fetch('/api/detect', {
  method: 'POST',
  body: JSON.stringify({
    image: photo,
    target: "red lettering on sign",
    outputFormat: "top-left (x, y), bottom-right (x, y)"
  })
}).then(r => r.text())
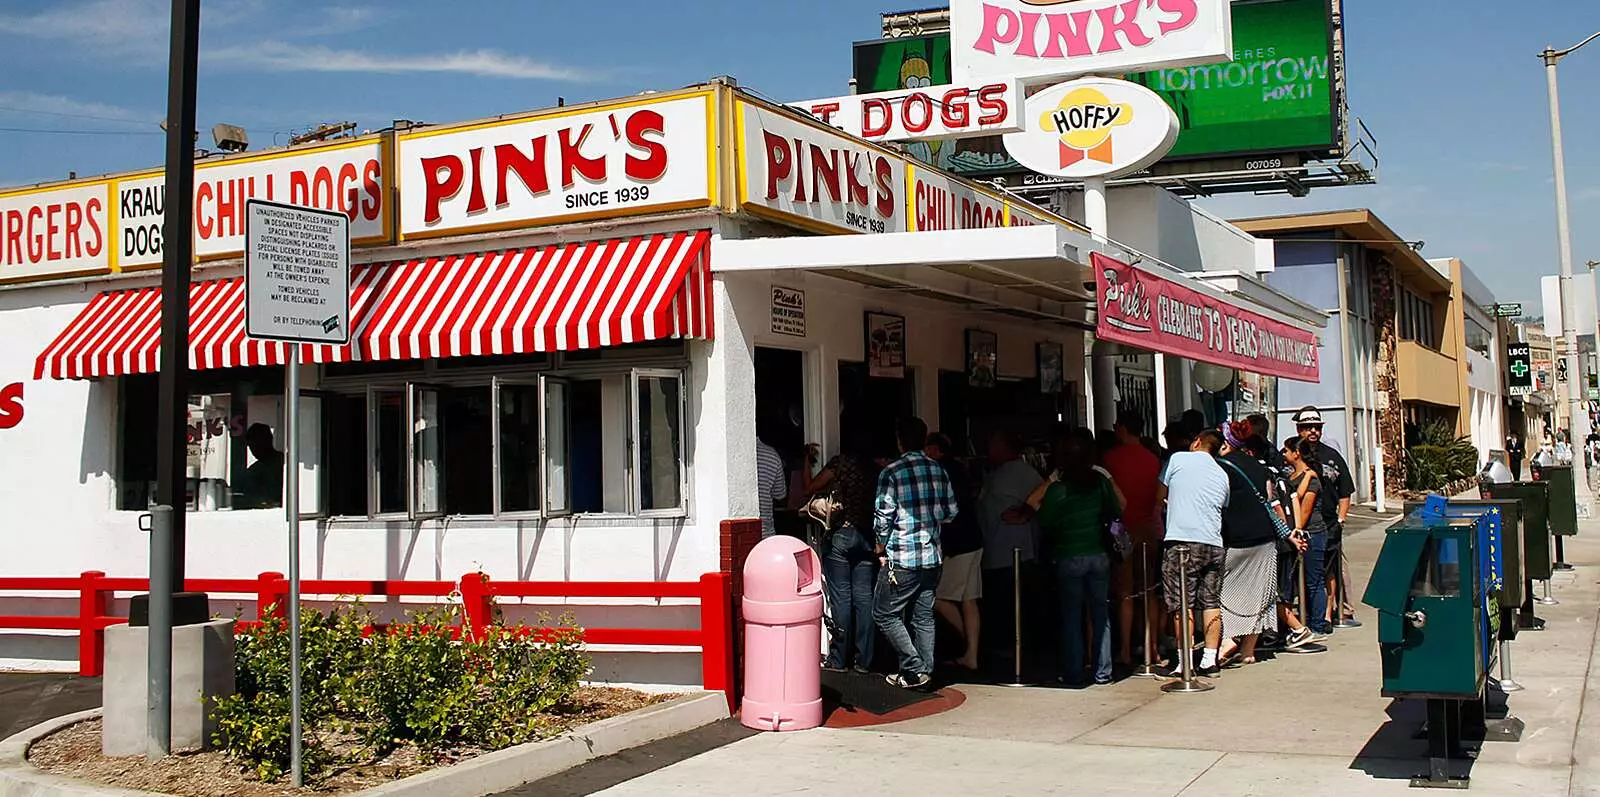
top-left (495, 139), bottom-right (550, 207)
top-left (874, 157), bottom-right (895, 220)
top-left (361, 159), bottom-right (382, 221)
top-left (559, 125), bottom-right (606, 189)
top-left (623, 109), bottom-right (669, 182)
top-left (465, 147), bottom-right (488, 215)
top-left (810, 145), bottom-right (841, 204)
top-left (421, 155), bottom-right (465, 225)
top-left (762, 132), bottom-right (793, 202)
top-left (1158, 0), bottom-right (1199, 34)
top-left (0, 383), bottom-right (22, 430)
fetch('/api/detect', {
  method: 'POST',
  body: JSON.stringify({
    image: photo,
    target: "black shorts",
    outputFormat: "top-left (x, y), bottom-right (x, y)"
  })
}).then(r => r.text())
top-left (1162, 542), bottom-right (1225, 613)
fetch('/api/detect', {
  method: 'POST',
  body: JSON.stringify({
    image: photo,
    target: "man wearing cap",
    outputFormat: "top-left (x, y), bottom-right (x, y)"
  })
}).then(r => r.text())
top-left (1292, 406), bottom-right (1356, 632)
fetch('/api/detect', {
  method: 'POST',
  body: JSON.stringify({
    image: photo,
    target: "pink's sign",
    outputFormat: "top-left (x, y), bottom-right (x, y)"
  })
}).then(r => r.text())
top-left (951, 0), bottom-right (1233, 85)
top-left (1094, 252), bottom-right (1319, 382)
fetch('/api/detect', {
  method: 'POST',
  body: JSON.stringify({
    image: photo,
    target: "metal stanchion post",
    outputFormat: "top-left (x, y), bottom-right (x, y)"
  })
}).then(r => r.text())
top-left (1297, 550), bottom-right (1310, 629)
top-left (1334, 548), bottom-right (1362, 629)
top-left (998, 547), bottom-right (1034, 688)
top-left (1162, 547), bottom-right (1213, 694)
top-left (1499, 640), bottom-right (1523, 692)
top-left (1132, 542), bottom-right (1160, 678)
top-left (1536, 579), bottom-right (1559, 606)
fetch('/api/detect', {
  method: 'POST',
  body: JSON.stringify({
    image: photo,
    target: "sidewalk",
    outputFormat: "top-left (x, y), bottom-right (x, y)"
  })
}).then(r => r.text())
top-left (571, 512), bottom-right (1600, 796)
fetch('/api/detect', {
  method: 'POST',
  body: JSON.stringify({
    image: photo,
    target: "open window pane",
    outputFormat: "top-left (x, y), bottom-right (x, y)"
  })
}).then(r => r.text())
top-left (441, 386), bottom-right (492, 516)
top-left (498, 381), bottom-right (542, 515)
top-left (567, 376), bottom-right (630, 514)
top-left (296, 394), bottom-right (324, 518)
top-left (635, 372), bottom-right (684, 512)
top-left (411, 385), bottom-right (443, 518)
top-left (543, 377), bottom-right (571, 516)
top-left (327, 393), bottom-right (368, 516)
top-left (371, 387), bottom-right (406, 515)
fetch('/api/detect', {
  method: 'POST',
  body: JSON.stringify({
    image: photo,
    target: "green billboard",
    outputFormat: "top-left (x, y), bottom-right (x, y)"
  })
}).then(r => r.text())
top-left (851, 0), bottom-right (1338, 174)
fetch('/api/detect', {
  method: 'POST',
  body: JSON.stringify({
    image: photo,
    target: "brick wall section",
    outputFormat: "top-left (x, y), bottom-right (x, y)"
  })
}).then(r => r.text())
top-left (719, 518), bottom-right (763, 702)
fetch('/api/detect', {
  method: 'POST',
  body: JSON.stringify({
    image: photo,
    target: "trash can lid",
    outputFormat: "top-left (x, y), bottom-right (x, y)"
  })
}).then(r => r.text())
top-left (742, 535), bottom-right (823, 601)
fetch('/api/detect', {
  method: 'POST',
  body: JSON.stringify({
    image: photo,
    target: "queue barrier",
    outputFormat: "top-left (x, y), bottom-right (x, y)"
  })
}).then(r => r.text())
top-left (0, 571), bottom-right (737, 709)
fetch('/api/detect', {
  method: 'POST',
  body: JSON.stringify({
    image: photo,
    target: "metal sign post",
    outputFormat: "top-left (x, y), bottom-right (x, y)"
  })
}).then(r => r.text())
top-left (245, 199), bottom-right (350, 788)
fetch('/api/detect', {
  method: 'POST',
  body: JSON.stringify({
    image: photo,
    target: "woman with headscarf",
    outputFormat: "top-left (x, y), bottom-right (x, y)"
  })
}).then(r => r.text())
top-left (1215, 421), bottom-right (1304, 666)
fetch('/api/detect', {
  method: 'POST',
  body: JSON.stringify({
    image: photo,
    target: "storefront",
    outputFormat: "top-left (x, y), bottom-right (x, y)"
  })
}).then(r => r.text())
top-left (0, 81), bottom-right (1320, 681)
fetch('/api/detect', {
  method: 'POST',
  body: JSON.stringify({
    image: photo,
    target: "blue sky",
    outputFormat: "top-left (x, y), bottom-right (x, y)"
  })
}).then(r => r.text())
top-left (0, 0), bottom-right (1597, 306)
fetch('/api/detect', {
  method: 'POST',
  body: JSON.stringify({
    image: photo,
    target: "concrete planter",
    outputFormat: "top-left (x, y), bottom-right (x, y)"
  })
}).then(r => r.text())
top-left (0, 693), bottom-right (730, 797)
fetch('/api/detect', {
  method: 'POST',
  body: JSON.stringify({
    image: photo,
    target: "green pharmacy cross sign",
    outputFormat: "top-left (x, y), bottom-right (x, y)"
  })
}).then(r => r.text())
top-left (1510, 361), bottom-right (1530, 379)
top-left (1507, 342), bottom-right (1534, 396)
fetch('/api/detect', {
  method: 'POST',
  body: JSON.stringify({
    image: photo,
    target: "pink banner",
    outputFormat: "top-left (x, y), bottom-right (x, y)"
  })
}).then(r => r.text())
top-left (1093, 252), bottom-right (1320, 383)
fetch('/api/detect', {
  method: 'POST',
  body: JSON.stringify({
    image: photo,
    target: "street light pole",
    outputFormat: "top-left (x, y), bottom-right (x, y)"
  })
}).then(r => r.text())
top-left (1542, 32), bottom-right (1600, 495)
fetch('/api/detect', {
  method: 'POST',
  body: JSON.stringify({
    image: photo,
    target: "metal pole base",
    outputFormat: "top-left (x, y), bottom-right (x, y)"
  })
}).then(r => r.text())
top-left (1554, 563), bottom-right (1575, 572)
top-left (1334, 617), bottom-right (1363, 629)
top-left (1483, 716), bottom-right (1526, 743)
top-left (1498, 678), bottom-right (1524, 693)
top-left (1129, 664), bottom-right (1163, 679)
top-left (1409, 773), bottom-right (1470, 790)
top-left (995, 682), bottom-right (1037, 689)
top-left (1161, 678), bottom-right (1215, 694)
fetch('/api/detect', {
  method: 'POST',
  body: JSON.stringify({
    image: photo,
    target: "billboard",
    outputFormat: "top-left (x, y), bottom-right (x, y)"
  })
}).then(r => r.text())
top-left (853, 0), bottom-right (1338, 174)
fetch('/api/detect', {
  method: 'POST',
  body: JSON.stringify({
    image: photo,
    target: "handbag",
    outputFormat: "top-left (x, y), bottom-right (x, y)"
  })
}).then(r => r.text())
top-left (1097, 474), bottom-right (1133, 557)
top-left (1218, 457), bottom-right (1293, 541)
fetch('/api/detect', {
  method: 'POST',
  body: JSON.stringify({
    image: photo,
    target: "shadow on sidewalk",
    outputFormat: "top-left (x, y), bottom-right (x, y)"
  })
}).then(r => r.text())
top-left (1348, 696), bottom-right (1487, 786)
top-left (0, 674), bottom-right (101, 738)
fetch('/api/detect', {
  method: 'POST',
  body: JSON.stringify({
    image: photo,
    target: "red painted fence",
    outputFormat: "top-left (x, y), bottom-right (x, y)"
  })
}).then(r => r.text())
top-left (0, 571), bottom-right (737, 708)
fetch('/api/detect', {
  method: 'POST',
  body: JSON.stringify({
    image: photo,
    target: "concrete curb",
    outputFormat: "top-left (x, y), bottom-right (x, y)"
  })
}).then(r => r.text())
top-left (0, 693), bottom-right (731, 797)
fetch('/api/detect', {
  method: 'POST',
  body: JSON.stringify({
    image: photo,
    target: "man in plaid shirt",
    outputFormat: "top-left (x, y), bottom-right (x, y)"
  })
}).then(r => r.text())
top-left (873, 417), bottom-right (958, 689)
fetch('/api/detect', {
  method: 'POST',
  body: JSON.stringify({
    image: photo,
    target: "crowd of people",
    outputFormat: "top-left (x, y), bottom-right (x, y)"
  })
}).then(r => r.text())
top-left (776, 404), bottom-right (1361, 691)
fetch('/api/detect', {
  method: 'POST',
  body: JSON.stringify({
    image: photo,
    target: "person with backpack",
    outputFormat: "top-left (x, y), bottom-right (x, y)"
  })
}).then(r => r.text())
top-left (1216, 422), bottom-right (1305, 667)
top-left (1283, 436), bottom-right (1334, 645)
top-left (1025, 433), bottom-right (1123, 686)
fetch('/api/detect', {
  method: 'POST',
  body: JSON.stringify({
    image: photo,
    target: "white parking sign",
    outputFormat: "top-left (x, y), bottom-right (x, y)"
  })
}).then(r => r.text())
top-left (246, 200), bottom-right (350, 344)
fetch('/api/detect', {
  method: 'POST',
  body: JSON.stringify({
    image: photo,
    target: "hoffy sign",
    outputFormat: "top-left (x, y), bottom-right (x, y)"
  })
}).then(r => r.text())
top-left (798, 81), bottom-right (1024, 143)
top-left (399, 93), bottom-right (715, 239)
top-left (951, 0), bottom-right (1233, 84)
top-left (1003, 77), bottom-right (1179, 179)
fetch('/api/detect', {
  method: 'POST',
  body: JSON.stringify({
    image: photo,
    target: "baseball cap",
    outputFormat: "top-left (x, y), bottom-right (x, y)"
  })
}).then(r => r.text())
top-left (1292, 406), bottom-right (1325, 426)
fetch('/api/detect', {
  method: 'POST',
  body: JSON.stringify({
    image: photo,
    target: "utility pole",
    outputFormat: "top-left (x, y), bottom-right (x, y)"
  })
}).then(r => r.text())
top-left (148, 0), bottom-right (201, 759)
top-left (1541, 32), bottom-right (1600, 496)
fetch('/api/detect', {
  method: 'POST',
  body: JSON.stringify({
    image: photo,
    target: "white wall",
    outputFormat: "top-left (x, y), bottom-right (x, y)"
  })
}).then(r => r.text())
top-left (1060, 185), bottom-right (1270, 274)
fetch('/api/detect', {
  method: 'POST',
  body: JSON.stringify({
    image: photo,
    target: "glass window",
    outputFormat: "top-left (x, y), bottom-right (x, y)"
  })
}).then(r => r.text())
top-left (1411, 537), bottom-right (1463, 598)
top-left (371, 387), bottom-right (407, 516)
top-left (543, 377), bottom-right (571, 516)
top-left (635, 371), bottom-right (685, 512)
top-left (116, 368), bottom-right (291, 513)
top-left (495, 381), bottom-right (542, 516)
top-left (411, 385), bottom-right (443, 519)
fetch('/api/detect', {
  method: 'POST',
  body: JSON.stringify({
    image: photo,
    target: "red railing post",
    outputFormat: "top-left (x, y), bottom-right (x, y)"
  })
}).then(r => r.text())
top-left (699, 571), bottom-right (736, 712)
top-left (460, 572), bottom-right (492, 640)
top-left (256, 571), bottom-right (287, 620)
top-left (78, 571), bottom-right (109, 677)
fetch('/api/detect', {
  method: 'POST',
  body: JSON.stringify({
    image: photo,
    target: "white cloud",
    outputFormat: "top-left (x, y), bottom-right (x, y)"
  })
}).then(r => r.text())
top-left (0, 91), bottom-right (150, 123)
top-left (292, 6), bottom-right (385, 37)
top-left (208, 41), bottom-right (588, 81)
top-left (0, 0), bottom-right (167, 56)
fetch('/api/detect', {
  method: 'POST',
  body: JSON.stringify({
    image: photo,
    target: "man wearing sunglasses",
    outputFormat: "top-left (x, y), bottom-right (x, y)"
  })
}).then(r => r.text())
top-left (1290, 407), bottom-right (1356, 632)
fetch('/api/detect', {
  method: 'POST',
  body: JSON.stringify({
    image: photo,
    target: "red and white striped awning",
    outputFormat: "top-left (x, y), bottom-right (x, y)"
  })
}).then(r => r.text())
top-left (35, 231), bottom-right (712, 380)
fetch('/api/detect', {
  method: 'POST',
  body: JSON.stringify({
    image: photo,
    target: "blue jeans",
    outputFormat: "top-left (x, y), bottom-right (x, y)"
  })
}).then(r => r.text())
top-left (1306, 531), bottom-right (1331, 634)
top-left (1056, 554), bottom-right (1113, 684)
top-left (874, 561), bottom-right (941, 677)
top-left (822, 525), bottom-right (877, 670)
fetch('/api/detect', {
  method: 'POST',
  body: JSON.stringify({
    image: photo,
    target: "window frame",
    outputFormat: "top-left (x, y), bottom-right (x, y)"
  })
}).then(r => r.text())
top-left (491, 376), bottom-right (545, 520)
top-left (630, 367), bottom-right (690, 518)
top-left (366, 384), bottom-right (409, 520)
top-left (541, 374), bottom-right (574, 519)
top-left (408, 383), bottom-right (446, 522)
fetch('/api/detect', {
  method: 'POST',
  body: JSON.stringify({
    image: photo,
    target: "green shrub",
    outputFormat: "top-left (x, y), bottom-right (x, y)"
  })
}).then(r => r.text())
top-left (1405, 420), bottom-right (1479, 492)
top-left (211, 593), bottom-right (589, 783)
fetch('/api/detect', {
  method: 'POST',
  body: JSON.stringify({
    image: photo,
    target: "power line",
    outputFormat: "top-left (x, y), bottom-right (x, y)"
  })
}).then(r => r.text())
top-left (0, 104), bottom-right (151, 124)
top-left (0, 126), bottom-right (163, 136)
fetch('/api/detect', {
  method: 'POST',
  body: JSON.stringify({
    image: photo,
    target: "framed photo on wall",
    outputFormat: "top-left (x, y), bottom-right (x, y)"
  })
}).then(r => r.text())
top-left (1038, 342), bottom-right (1064, 394)
top-left (967, 329), bottom-right (998, 388)
top-left (865, 311), bottom-right (906, 379)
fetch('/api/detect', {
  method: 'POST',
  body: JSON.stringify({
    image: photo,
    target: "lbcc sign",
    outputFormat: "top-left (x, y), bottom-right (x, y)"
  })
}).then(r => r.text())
top-left (952, 0), bottom-right (1233, 85)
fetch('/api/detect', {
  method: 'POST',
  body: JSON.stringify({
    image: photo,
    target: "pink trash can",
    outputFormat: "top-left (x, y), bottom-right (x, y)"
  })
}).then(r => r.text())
top-left (739, 535), bottom-right (825, 731)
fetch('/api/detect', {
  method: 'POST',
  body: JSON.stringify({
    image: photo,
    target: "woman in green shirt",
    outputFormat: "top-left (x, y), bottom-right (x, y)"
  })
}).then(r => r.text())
top-left (1027, 434), bottom-right (1123, 686)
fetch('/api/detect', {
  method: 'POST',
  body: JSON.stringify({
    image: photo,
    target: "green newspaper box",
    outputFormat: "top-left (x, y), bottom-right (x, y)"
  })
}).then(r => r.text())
top-left (1538, 465), bottom-right (1578, 537)
top-left (1364, 509), bottom-right (1496, 699)
top-left (1485, 481), bottom-right (1553, 581)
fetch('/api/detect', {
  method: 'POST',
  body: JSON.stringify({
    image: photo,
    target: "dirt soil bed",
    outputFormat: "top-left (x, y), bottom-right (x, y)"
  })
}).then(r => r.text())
top-left (27, 688), bottom-right (673, 797)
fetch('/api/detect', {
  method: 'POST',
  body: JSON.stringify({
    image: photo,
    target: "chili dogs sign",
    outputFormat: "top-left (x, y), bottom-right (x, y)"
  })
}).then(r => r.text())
top-left (1004, 77), bottom-right (1179, 179)
top-left (399, 93), bottom-right (715, 239)
top-left (798, 81), bottom-right (1024, 143)
top-left (952, 0), bottom-right (1233, 84)
top-left (1094, 251), bottom-right (1319, 382)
